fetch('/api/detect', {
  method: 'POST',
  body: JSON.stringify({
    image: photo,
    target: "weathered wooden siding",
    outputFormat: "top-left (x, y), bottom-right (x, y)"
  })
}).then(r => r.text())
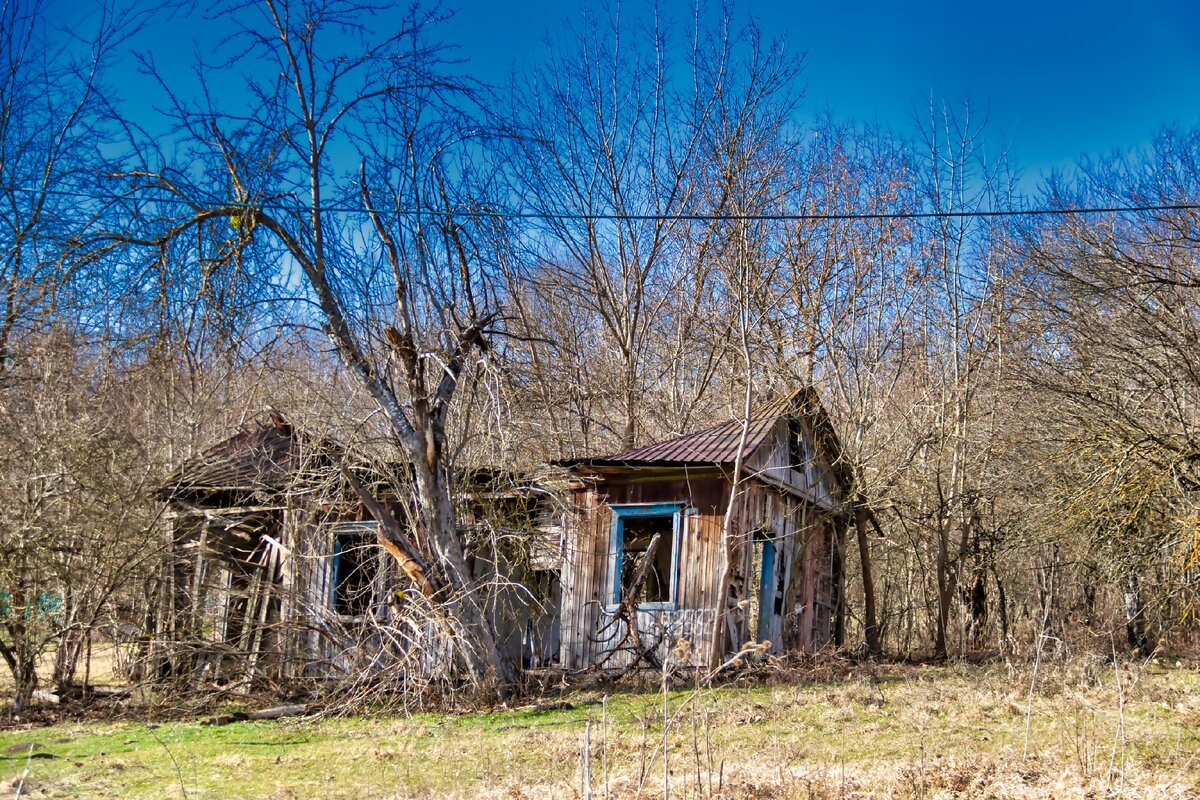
top-left (559, 474), bottom-right (729, 669)
top-left (742, 481), bottom-right (837, 652)
top-left (748, 419), bottom-right (840, 510)
top-left (590, 608), bottom-right (717, 668)
top-left (156, 509), bottom-right (289, 683)
top-left (808, 514), bottom-right (835, 646)
top-left (561, 469), bottom-right (841, 670)
top-left (732, 482), bottom-right (796, 652)
top-left (729, 482), bottom-right (832, 652)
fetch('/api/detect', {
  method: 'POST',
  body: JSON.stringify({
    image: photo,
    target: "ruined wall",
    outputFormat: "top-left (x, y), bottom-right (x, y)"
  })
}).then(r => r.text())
top-left (559, 473), bottom-right (728, 669)
top-left (560, 471), bottom-right (841, 671)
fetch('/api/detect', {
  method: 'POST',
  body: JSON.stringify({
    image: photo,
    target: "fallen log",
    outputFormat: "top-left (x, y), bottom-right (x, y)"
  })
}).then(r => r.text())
top-left (201, 703), bottom-right (309, 726)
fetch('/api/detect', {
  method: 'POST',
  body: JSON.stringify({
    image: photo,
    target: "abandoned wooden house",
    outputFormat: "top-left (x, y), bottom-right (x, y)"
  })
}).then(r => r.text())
top-left (555, 388), bottom-right (847, 671)
top-left (156, 412), bottom-right (561, 687)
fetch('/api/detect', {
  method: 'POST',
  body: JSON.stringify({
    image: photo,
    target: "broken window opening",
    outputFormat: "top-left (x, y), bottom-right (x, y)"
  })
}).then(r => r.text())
top-left (331, 523), bottom-right (379, 617)
top-left (609, 504), bottom-right (684, 609)
top-left (788, 417), bottom-right (809, 475)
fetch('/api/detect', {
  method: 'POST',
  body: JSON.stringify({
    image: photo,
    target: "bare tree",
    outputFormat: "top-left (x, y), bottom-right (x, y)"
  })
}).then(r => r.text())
top-left (771, 118), bottom-right (923, 656)
top-left (0, 0), bottom-right (137, 371)
top-left (0, 332), bottom-right (159, 712)
top-left (889, 100), bottom-right (1017, 659)
top-left (686, 21), bottom-right (802, 669)
top-left (0, 0), bottom-right (162, 712)
top-left (1015, 127), bottom-right (1200, 652)
top-left (506, 6), bottom-right (725, 454)
top-left (119, 0), bottom-right (519, 695)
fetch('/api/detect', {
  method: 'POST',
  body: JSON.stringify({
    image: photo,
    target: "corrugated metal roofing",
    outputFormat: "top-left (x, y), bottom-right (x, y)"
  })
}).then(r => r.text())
top-left (562, 389), bottom-right (807, 467)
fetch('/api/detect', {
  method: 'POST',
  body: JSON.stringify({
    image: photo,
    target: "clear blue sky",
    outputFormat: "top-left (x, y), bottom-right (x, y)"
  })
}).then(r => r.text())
top-left (438, 0), bottom-right (1200, 184)
top-left (67, 0), bottom-right (1200, 188)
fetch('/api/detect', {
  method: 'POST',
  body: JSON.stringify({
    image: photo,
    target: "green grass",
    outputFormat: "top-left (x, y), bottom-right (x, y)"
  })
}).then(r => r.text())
top-left (3, 662), bottom-right (1199, 798)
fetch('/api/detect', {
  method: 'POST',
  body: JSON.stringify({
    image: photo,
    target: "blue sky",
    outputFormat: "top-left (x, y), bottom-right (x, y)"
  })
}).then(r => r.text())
top-left (73, 0), bottom-right (1200, 190)
top-left (437, 0), bottom-right (1200, 184)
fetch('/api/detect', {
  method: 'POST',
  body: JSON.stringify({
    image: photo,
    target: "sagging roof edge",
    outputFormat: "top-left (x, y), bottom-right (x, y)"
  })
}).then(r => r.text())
top-left (554, 386), bottom-right (846, 469)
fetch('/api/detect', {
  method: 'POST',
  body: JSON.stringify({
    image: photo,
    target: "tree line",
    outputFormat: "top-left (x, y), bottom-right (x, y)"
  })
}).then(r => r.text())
top-left (2, 0), bottom-right (1198, 710)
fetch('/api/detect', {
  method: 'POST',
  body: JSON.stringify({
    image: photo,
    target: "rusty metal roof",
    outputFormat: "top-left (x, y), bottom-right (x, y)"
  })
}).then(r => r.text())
top-left (560, 389), bottom-right (809, 468)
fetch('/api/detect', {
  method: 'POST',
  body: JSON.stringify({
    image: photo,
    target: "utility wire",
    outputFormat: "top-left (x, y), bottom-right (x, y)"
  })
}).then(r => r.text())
top-left (7, 183), bottom-right (1200, 222)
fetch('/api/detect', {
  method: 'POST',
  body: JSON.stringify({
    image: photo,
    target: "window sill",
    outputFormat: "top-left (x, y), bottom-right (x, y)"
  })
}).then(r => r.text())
top-left (604, 603), bottom-right (678, 614)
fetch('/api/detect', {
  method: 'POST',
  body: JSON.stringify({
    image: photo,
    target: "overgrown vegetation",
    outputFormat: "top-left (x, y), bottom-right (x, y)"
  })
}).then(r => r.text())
top-left (1, 0), bottom-right (1199, 726)
top-left (3, 662), bottom-right (1199, 798)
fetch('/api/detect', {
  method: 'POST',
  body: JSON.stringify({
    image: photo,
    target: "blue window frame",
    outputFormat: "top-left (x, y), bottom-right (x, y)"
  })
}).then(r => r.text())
top-left (753, 529), bottom-right (785, 642)
top-left (607, 503), bottom-right (686, 610)
top-left (330, 522), bottom-right (378, 617)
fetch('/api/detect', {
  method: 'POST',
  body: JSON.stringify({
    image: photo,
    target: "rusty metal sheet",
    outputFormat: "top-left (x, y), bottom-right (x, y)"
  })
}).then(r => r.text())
top-left (561, 390), bottom-right (804, 467)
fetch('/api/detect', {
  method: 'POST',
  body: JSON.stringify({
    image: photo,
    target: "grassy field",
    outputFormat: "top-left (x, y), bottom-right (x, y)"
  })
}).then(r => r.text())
top-left (2, 660), bottom-right (1198, 798)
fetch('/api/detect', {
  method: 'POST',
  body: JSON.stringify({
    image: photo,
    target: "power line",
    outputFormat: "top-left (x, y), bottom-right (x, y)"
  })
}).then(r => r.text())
top-left (7, 183), bottom-right (1200, 222)
top-left (497, 203), bottom-right (1200, 223)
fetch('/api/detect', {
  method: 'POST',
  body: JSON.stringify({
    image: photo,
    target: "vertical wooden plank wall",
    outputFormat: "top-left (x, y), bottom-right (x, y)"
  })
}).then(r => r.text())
top-left (559, 475), bottom-right (730, 669)
top-left (560, 410), bottom-right (846, 670)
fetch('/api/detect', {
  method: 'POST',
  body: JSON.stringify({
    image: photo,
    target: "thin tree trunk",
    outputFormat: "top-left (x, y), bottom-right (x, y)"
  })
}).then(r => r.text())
top-left (12, 655), bottom-right (37, 714)
top-left (854, 504), bottom-right (881, 656)
top-left (833, 516), bottom-right (846, 647)
top-left (708, 381), bottom-right (753, 672)
top-left (934, 517), bottom-right (951, 660)
top-left (1123, 573), bottom-right (1152, 655)
top-left (993, 569), bottom-right (1009, 654)
top-left (968, 570), bottom-right (987, 649)
top-left (708, 271), bottom-right (755, 672)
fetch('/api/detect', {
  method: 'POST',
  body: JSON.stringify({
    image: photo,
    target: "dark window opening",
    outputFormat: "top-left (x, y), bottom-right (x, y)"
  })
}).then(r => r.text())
top-left (333, 531), bottom-right (376, 617)
top-left (773, 553), bottom-right (787, 617)
top-left (788, 417), bottom-right (807, 475)
top-left (619, 515), bottom-right (675, 605)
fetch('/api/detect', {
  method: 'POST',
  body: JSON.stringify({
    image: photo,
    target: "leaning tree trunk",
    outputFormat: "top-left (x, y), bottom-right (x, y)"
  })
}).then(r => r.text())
top-left (420, 460), bottom-right (513, 690)
top-left (409, 412), bottom-right (516, 695)
top-left (351, 413), bottom-right (518, 698)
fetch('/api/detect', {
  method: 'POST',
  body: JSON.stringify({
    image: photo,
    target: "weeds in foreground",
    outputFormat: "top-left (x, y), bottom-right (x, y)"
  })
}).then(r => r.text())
top-left (563, 657), bottom-right (1199, 800)
top-left (2, 659), bottom-right (1199, 798)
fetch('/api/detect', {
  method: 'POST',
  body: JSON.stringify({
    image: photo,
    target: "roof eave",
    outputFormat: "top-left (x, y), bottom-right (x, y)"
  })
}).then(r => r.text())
top-left (558, 458), bottom-right (731, 471)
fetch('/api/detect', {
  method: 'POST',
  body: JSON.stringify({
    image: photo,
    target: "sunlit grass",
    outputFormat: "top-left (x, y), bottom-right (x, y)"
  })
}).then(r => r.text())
top-left (2, 661), bottom-right (1198, 798)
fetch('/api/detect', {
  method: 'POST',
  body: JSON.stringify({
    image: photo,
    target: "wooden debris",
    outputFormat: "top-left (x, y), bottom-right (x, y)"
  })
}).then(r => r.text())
top-left (201, 703), bottom-right (309, 726)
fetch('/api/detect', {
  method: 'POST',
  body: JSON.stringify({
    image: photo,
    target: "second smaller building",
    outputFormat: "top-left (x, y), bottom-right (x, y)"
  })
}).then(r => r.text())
top-left (556, 388), bottom-right (846, 670)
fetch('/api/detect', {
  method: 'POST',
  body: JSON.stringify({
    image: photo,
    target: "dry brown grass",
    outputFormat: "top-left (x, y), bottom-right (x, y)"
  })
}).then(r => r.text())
top-left (0, 643), bottom-right (129, 694)
top-left (1, 659), bottom-right (1198, 798)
